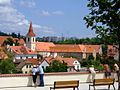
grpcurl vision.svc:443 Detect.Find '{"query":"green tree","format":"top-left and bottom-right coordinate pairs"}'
top-left (84, 0), bottom-right (120, 89)
top-left (0, 59), bottom-right (16, 74)
top-left (45, 60), bottom-right (68, 72)
top-left (4, 38), bottom-right (14, 46)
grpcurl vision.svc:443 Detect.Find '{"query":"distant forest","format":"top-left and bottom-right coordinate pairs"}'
top-left (0, 31), bottom-right (114, 45)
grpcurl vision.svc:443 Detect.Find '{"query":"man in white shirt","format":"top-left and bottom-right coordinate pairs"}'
top-left (89, 65), bottom-right (96, 82)
top-left (38, 63), bottom-right (44, 87)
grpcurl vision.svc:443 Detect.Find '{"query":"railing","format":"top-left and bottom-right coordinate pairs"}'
top-left (0, 72), bottom-right (117, 88)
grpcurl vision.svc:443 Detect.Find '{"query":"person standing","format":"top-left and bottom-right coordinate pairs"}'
top-left (103, 64), bottom-right (111, 78)
top-left (38, 63), bottom-right (44, 87)
top-left (89, 65), bottom-right (96, 82)
top-left (32, 65), bottom-right (38, 87)
top-left (114, 63), bottom-right (119, 81)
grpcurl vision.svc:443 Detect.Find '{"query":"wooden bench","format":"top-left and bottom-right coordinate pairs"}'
top-left (89, 78), bottom-right (115, 90)
top-left (50, 80), bottom-right (79, 90)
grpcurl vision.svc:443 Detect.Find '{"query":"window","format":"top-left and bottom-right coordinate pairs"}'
top-left (20, 57), bottom-right (22, 59)
top-left (26, 65), bottom-right (28, 68)
top-left (29, 65), bottom-right (31, 68)
top-left (33, 38), bottom-right (34, 42)
top-left (28, 38), bottom-right (30, 42)
top-left (77, 66), bottom-right (79, 69)
top-left (75, 61), bottom-right (77, 64)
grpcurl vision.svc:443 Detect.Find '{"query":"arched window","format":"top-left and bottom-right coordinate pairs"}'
top-left (33, 38), bottom-right (34, 42)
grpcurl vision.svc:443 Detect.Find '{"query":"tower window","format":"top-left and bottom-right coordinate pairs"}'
top-left (33, 38), bottom-right (34, 42)
top-left (28, 38), bottom-right (30, 42)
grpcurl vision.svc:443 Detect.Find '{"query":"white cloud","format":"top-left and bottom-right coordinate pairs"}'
top-left (52, 11), bottom-right (64, 15)
top-left (20, 0), bottom-right (36, 8)
top-left (41, 10), bottom-right (50, 16)
top-left (0, 0), bottom-right (11, 6)
top-left (0, 0), bottom-right (56, 36)
top-left (40, 10), bottom-right (64, 16)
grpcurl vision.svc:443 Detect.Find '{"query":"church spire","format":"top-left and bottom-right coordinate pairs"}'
top-left (26, 22), bottom-right (36, 36)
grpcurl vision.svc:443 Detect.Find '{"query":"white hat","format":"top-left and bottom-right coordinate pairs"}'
top-left (33, 65), bottom-right (37, 67)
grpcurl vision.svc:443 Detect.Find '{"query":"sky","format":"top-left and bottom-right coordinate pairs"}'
top-left (0, 0), bottom-right (96, 38)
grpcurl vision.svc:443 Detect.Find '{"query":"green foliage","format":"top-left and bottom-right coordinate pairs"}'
top-left (101, 44), bottom-right (108, 55)
top-left (88, 54), bottom-right (94, 60)
top-left (55, 37), bottom-right (104, 45)
top-left (80, 54), bottom-right (103, 71)
top-left (0, 59), bottom-right (16, 74)
top-left (3, 38), bottom-right (19, 46)
top-left (84, 1), bottom-right (120, 87)
top-left (4, 38), bottom-right (14, 46)
top-left (0, 49), bottom-right (16, 74)
top-left (84, 0), bottom-right (120, 44)
top-left (45, 60), bottom-right (68, 72)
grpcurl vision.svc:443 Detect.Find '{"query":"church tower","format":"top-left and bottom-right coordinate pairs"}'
top-left (26, 22), bottom-right (36, 51)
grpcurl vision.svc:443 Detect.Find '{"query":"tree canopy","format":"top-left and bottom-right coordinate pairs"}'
top-left (45, 60), bottom-right (68, 72)
top-left (84, 0), bottom-right (120, 44)
top-left (84, 0), bottom-right (120, 89)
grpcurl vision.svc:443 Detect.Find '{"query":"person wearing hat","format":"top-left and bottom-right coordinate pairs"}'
top-left (32, 65), bottom-right (38, 87)
top-left (38, 62), bottom-right (44, 87)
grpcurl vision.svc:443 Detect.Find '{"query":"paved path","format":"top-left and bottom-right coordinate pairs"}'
top-left (0, 82), bottom-right (118, 90)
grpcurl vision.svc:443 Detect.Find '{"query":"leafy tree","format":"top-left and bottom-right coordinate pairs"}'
top-left (3, 38), bottom-right (14, 46)
top-left (14, 40), bottom-right (19, 46)
top-left (11, 32), bottom-right (17, 38)
top-left (0, 49), bottom-right (16, 74)
top-left (84, 0), bottom-right (120, 89)
top-left (0, 59), bottom-right (16, 74)
top-left (45, 60), bottom-right (68, 72)
top-left (88, 54), bottom-right (94, 60)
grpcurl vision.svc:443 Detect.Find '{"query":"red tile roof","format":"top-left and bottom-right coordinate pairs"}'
top-left (0, 36), bottom-right (12, 45)
top-left (44, 57), bottom-right (77, 66)
top-left (0, 36), bottom-right (25, 46)
top-left (16, 58), bottom-right (39, 70)
top-left (81, 45), bottom-right (100, 53)
top-left (25, 58), bottom-right (39, 65)
top-left (50, 44), bottom-right (82, 52)
top-left (36, 42), bottom-right (55, 52)
top-left (9, 46), bottom-right (37, 54)
top-left (13, 38), bottom-right (25, 45)
top-left (0, 46), bottom-right (8, 59)
top-left (26, 22), bottom-right (36, 37)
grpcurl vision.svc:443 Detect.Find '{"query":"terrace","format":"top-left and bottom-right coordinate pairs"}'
top-left (0, 72), bottom-right (118, 90)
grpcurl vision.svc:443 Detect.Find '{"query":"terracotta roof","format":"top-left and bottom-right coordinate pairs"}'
top-left (44, 57), bottom-right (77, 66)
top-left (9, 46), bottom-right (37, 54)
top-left (0, 36), bottom-right (25, 46)
top-left (25, 58), bottom-right (39, 65)
top-left (35, 42), bottom-right (101, 53)
top-left (0, 46), bottom-right (8, 59)
top-left (82, 45), bottom-right (100, 53)
top-left (36, 42), bottom-right (55, 52)
top-left (0, 36), bottom-right (12, 45)
top-left (13, 38), bottom-right (25, 45)
top-left (26, 22), bottom-right (36, 37)
top-left (16, 60), bottom-right (31, 70)
top-left (50, 44), bottom-right (82, 52)
top-left (16, 59), bottom-right (39, 70)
